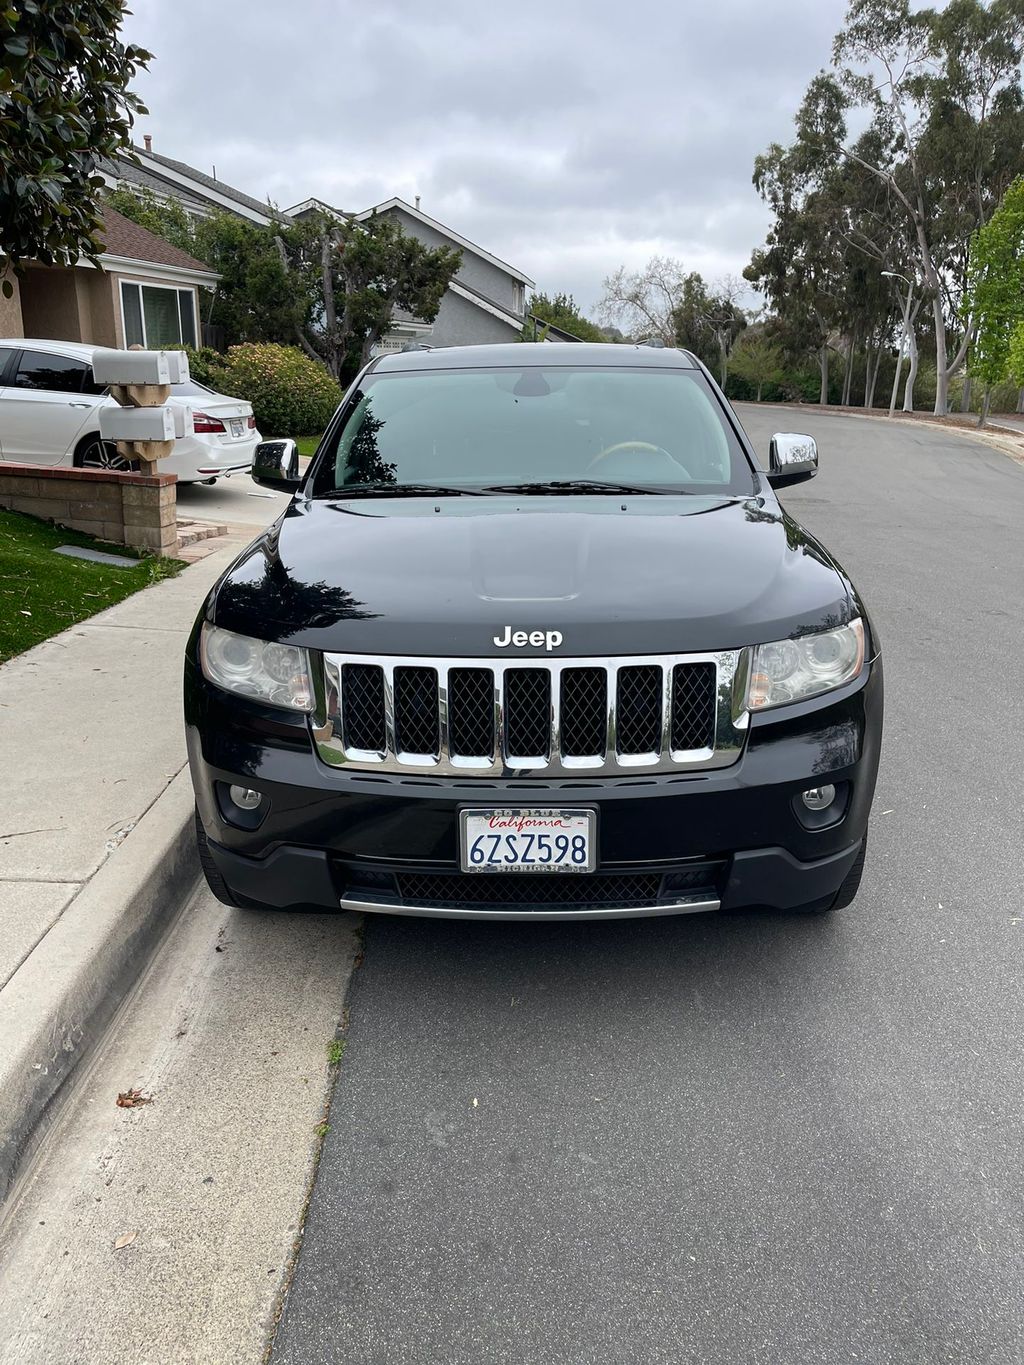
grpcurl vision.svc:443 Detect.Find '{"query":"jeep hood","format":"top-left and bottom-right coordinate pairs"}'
top-left (209, 494), bottom-right (855, 656)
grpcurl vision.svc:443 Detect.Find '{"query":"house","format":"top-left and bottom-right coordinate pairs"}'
top-left (287, 195), bottom-right (536, 351)
top-left (0, 206), bottom-right (218, 350)
top-left (98, 142), bottom-right (577, 349)
top-left (100, 136), bottom-right (284, 227)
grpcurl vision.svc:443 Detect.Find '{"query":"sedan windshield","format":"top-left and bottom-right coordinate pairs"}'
top-left (311, 366), bottom-right (756, 497)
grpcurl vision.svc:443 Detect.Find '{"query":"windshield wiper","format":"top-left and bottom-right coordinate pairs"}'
top-left (327, 482), bottom-right (488, 498)
top-left (483, 479), bottom-right (692, 496)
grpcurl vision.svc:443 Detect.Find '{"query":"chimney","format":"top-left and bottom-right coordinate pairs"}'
top-left (143, 134), bottom-right (152, 152)
top-left (415, 194), bottom-right (421, 210)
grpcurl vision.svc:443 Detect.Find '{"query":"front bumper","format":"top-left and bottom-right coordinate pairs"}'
top-left (186, 652), bottom-right (883, 919)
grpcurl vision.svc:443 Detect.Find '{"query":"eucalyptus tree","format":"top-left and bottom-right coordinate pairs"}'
top-left (746, 112), bottom-right (848, 404)
top-left (800, 0), bottom-right (1024, 413)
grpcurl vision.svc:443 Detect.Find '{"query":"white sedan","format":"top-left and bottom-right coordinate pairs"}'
top-left (0, 338), bottom-right (262, 484)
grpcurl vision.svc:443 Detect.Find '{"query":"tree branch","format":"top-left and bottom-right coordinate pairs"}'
top-left (274, 234), bottom-right (322, 365)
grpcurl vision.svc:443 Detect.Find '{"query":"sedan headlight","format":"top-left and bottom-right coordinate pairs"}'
top-left (200, 623), bottom-right (314, 712)
top-left (748, 619), bottom-right (864, 710)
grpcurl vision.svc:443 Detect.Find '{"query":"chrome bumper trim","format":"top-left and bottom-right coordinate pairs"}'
top-left (339, 892), bottom-right (721, 921)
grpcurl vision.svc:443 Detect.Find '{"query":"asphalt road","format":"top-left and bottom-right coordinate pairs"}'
top-left (268, 408), bottom-right (1024, 1365)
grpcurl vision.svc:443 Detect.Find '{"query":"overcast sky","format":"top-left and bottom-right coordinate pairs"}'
top-left (122, 0), bottom-right (850, 315)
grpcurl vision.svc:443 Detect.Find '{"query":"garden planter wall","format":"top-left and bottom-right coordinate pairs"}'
top-left (0, 464), bottom-right (178, 557)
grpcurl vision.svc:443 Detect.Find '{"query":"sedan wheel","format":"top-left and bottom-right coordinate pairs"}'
top-left (76, 436), bottom-right (138, 473)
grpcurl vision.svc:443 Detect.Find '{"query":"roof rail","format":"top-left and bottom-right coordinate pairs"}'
top-left (635, 337), bottom-right (667, 348)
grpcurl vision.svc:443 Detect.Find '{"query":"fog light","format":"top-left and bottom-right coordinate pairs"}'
top-left (229, 785), bottom-right (262, 811)
top-left (801, 785), bottom-right (836, 811)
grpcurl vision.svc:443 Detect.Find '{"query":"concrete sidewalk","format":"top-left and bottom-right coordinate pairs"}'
top-left (0, 529), bottom-right (254, 1197)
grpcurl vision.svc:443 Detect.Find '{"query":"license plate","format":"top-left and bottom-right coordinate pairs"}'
top-left (460, 808), bottom-right (596, 873)
top-left (229, 419), bottom-right (244, 438)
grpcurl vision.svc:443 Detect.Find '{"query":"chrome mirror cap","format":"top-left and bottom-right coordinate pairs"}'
top-left (252, 438), bottom-right (300, 490)
top-left (767, 432), bottom-right (818, 487)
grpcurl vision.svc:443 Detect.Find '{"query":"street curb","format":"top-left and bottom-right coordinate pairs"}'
top-left (0, 769), bottom-right (197, 1205)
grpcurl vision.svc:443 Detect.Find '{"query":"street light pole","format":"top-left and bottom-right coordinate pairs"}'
top-left (883, 270), bottom-right (913, 418)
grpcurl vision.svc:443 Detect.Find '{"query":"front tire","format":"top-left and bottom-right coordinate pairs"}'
top-left (74, 434), bottom-right (138, 473)
top-left (792, 836), bottom-right (868, 915)
top-left (195, 808), bottom-right (266, 912)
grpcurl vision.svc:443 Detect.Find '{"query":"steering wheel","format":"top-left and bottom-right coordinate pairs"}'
top-left (586, 440), bottom-right (691, 479)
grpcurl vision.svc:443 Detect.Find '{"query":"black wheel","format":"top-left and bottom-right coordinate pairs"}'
top-left (194, 808), bottom-right (266, 911)
top-left (792, 836), bottom-right (868, 915)
top-left (74, 434), bottom-right (139, 473)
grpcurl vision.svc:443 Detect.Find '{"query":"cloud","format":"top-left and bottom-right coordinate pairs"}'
top-left (123, 0), bottom-right (847, 314)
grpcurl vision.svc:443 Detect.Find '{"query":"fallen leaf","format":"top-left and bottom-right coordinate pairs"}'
top-left (113, 1231), bottom-right (137, 1250)
top-left (116, 1088), bottom-right (152, 1108)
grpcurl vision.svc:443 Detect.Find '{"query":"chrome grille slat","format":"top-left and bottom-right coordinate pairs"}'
top-left (616, 664), bottom-right (663, 758)
top-left (317, 650), bottom-right (749, 777)
top-left (559, 667), bottom-right (607, 759)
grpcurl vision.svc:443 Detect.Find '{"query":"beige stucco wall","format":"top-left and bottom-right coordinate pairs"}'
top-left (19, 267), bottom-right (82, 341)
top-left (79, 270), bottom-right (118, 347)
top-left (5, 265), bottom-right (203, 349)
top-left (0, 268), bottom-right (24, 337)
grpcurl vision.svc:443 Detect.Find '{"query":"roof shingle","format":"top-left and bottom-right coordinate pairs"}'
top-left (97, 206), bottom-right (215, 275)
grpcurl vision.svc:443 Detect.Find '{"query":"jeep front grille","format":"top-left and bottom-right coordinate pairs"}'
top-left (315, 650), bottom-right (749, 777)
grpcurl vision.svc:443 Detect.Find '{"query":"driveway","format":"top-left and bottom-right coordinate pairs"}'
top-left (271, 406), bottom-right (1024, 1364)
top-left (176, 472), bottom-right (292, 528)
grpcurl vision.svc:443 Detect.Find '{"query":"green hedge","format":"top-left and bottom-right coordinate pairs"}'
top-left (184, 343), bottom-right (341, 438)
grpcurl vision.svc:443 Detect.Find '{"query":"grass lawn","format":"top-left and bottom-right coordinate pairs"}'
top-left (296, 436), bottom-right (322, 459)
top-left (0, 510), bottom-right (186, 663)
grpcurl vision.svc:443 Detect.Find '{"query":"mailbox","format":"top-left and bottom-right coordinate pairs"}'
top-left (92, 349), bottom-right (190, 386)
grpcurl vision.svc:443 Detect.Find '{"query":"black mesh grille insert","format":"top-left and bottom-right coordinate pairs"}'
top-left (616, 665), bottom-right (664, 754)
top-left (397, 872), bottom-right (663, 907)
top-left (504, 669), bottom-right (551, 758)
top-left (340, 663), bottom-right (386, 752)
top-left (448, 668), bottom-right (495, 757)
top-left (671, 662), bottom-right (717, 751)
top-left (394, 666), bottom-right (440, 755)
top-left (559, 667), bottom-right (607, 757)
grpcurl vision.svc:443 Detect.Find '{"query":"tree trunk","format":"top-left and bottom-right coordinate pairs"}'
top-left (756, 382), bottom-right (763, 402)
top-left (819, 345), bottom-right (829, 405)
top-left (1017, 387), bottom-right (1024, 414)
top-left (864, 347), bottom-right (880, 409)
top-left (960, 375), bottom-right (973, 413)
top-left (979, 386), bottom-right (991, 427)
top-left (841, 339), bottom-right (854, 407)
top-left (932, 291), bottom-right (949, 414)
top-left (902, 328), bottom-right (919, 412)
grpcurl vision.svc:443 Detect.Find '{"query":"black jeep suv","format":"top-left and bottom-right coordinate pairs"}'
top-left (185, 343), bottom-right (882, 920)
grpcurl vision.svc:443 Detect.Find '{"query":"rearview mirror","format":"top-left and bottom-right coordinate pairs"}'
top-left (767, 432), bottom-right (818, 488)
top-left (252, 439), bottom-right (301, 492)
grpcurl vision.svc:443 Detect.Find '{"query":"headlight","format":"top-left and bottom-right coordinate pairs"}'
top-left (748, 619), bottom-right (864, 710)
top-left (200, 623), bottom-right (314, 712)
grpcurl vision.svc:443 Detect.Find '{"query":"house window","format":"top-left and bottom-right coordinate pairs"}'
top-left (120, 282), bottom-right (198, 349)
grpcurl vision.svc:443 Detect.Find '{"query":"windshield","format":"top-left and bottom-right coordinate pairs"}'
top-left (311, 365), bottom-right (755, 497)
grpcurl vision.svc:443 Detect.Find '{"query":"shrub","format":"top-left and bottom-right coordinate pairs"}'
top-left (182, 345), bottom-right (226, 388)
top-left (190, 343), bottom-right (341, 438)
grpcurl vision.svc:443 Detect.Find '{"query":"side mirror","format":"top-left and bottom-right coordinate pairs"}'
top-left (252, 438), bottom-right (301, 492)
top-left (766, 432), bottom-right (818, 488)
